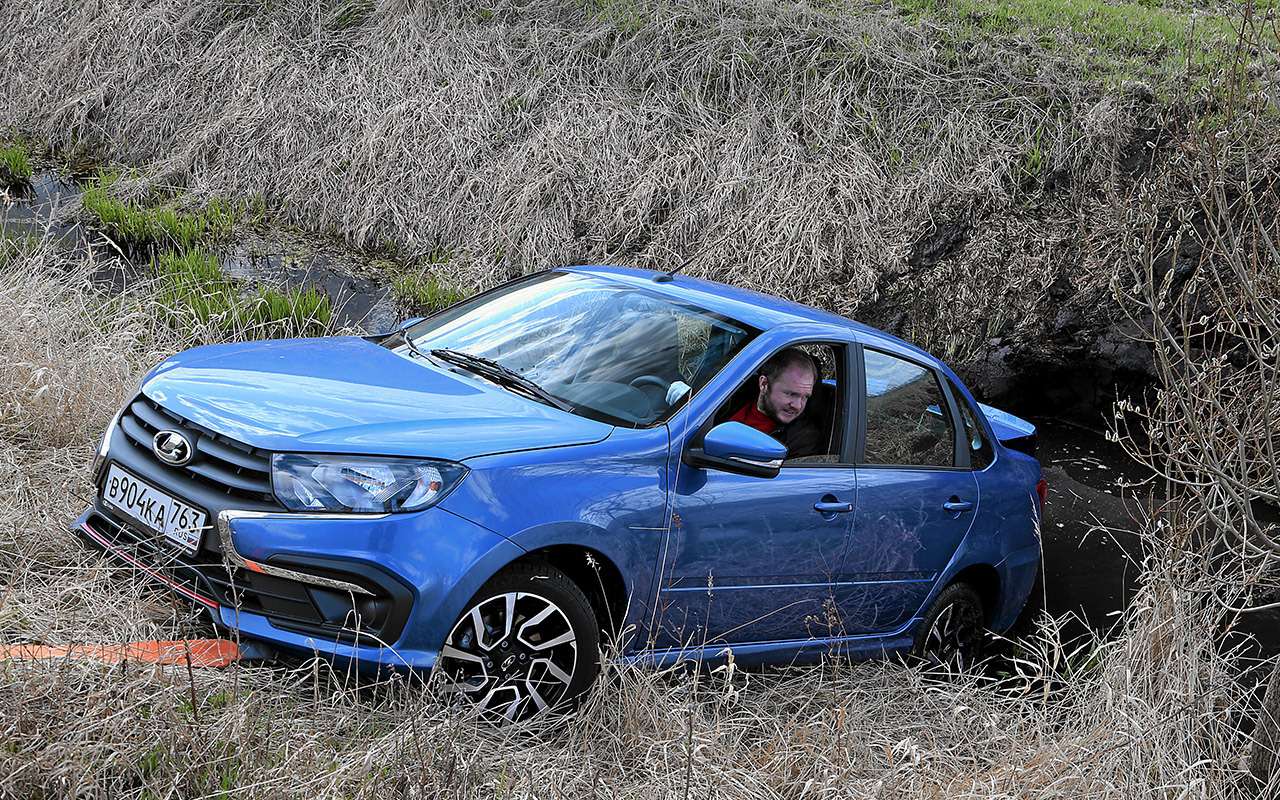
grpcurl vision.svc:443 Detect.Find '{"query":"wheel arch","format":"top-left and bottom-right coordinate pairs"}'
top-left (491, 545), bottom-right (630, 639)
top-left (948, 563), bottom-right (1001, 626)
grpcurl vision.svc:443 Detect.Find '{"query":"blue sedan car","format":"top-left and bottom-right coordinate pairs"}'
top-left (75, 266), bottom-right (1045, 720)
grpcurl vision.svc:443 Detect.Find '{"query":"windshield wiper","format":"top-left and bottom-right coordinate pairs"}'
top-left (400, 331), bottom-right (429, 361)
top-left (430, 349), bottom-right (575, 413)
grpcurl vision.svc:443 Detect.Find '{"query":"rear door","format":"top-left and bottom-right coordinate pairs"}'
top-left (844, 346), bottom-right (979, 634)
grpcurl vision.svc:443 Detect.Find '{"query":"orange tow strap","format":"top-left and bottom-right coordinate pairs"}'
top-left (0, 639), bottom-right (241, 668)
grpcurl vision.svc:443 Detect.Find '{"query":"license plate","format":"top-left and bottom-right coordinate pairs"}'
top-left (101, 464), bottom-right (207, 556)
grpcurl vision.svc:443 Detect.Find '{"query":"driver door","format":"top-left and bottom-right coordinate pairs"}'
top-left (652, 341), bottom-right (858, 650)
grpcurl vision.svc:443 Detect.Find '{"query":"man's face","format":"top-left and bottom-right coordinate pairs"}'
top-left (757, 365), bottom-right (814, 425)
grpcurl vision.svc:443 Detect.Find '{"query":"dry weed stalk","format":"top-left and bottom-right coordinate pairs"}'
top-left (0, 238), bottom-right (1257, 798)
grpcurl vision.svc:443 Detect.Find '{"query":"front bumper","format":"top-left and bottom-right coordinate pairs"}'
top-left (78, 422), bottom-right (525, 670)
top-left (75, 504), bottom-right (437, 668)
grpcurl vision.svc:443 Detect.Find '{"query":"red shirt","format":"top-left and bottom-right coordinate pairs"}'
top-left (728, 402), bottom-right (780, 438)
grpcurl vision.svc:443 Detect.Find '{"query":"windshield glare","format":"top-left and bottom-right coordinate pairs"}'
top-left (406, 272), bottom-right (755, 426)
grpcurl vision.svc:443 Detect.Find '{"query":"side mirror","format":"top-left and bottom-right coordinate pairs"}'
top-left (684, 421), bottom-right (786, 479)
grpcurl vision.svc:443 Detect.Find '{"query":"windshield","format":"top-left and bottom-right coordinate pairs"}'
top-left (405, 272), bottom-right (756, 426)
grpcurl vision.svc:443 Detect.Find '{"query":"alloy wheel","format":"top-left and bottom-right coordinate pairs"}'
top-left (437, 591), bottom-right (579, 722)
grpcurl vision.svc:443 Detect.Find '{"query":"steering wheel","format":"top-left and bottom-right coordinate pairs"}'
top-left (629, 375), bottom-right (669, 391)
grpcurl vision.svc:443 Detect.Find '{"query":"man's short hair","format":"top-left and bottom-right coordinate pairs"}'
top-left (759, 347), bottom-right (818, 384)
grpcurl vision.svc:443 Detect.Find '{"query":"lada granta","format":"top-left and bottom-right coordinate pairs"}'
top-left (75, 266), bottom-right (1046, 721)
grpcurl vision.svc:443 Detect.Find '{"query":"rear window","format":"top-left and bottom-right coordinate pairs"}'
top-left (948, 378), bottom-right (993, 470)
top-left (862, 349), bottom-right (956, 468)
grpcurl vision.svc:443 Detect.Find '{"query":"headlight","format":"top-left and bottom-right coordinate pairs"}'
top-left (271, 454), bottom-right (468, 513)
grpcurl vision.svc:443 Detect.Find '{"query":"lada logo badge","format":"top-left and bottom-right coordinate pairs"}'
top-left (152, 430), bottom-right (194, 466)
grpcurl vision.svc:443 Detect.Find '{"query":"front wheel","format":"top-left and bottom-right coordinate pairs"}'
top-left (435, 563), bottom-right (600, 723)
top-left (912, 582), bottom-right (987, 671)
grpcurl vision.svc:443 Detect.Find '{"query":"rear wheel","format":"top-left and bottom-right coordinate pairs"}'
top-left (912, 582), bottom-right (987, 671)
top-left (435, 563), bottom-right (599, 722)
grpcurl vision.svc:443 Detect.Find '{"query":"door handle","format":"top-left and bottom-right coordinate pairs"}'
top-left (813, 501), bottom-right (854, 514)
top-left (942, 498), bottom-right (974, 514)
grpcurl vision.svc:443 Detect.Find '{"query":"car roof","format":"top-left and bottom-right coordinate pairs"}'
top-left (561, 264), bottom-right (941, 366)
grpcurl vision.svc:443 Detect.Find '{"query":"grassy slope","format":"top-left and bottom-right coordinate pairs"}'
top-left (893, 0), bottom-right (1245, 84)
top-left (2, 0), bottom-right (1270, 368)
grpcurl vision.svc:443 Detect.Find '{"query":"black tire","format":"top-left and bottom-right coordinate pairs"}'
top-left (435, 562), bottom-right (600, 722)
top-left (912, 582), bottom-right (987, 671)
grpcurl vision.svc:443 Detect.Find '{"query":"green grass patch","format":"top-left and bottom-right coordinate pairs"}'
top-left (0, 233), bottom-right (40, 268)
top-left (82, 172), bottom-right (247, 252)
top-left (892, 0), bottom-right (1252, 87)
top-left (392, 270), bottom-right (466, 314)
top-left (247, 284), bottom-right (332, 332)
top-left (326, 0), bottom-right (374, 30)
top-left (156, 250), bottom-right (332, 337)
top-left (576, 0), bottom-right (647, 34)
top-left (0, 141), bottom-right (33, 188)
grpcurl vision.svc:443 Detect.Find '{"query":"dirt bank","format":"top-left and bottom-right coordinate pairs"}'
top-left (4, 0), bottom-right (1273, 398)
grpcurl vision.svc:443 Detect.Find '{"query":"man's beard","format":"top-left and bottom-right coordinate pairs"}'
top-left (759, 389), bottom-right (791, 425)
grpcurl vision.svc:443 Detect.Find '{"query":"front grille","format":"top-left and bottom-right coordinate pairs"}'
top-left (118, 396), bottom-right (276, 504)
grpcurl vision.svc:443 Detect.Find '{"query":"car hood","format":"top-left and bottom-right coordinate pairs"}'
top-left (140, 337), bottom-right (613, 460)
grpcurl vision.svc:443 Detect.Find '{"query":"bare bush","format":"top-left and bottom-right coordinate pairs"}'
top-left (1104, 30), bottom-right (1280, 787)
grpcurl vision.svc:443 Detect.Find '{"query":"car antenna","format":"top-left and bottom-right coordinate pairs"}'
top-left (651, 263), bottom-right (685, 283)
top-left (651, 217), bottom-right (752, 284)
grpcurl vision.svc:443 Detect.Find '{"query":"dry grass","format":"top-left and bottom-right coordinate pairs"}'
top-left (1, 1), bottom-right (1278, 795)
top-left (0, 238), bottom-right (1265, 798)
top-left (3, 0), bottom-right (1266, 364)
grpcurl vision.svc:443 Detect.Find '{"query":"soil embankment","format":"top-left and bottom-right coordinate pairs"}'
top-left (2, 0), bottom-right (1265, 386)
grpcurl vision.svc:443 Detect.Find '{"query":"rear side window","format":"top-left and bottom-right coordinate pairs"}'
top-left (862, 349), bottom-right (956, 468)
top-left (948, 378), bottom-right (993, 470)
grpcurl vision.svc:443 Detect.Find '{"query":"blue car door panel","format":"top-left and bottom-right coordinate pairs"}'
top-left (654, 333), bottom-right (860, 650)
top-left (845, 468), bottom-right (978, 632)
top-left (843, 346), bottom-right (980, 633)
top-left (656, 466), bottom-right (856, 648)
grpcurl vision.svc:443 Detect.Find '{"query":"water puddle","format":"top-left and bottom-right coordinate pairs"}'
top-left (219, 241), bottom-right (400, 332)
top-left (1032, 416), bottom-right (1152, 496)
top-left (0, 170), bottom-right (401, 332)
top-left (1, 170), bottom-right (88, 250)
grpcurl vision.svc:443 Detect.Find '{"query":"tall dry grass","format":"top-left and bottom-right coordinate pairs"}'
top-left (2, 1), bottom-right (1278, 795)
top-left (0, 238), bottom-right (1263, 798)
top-left (1, 0), bottom-right (1242, 363)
